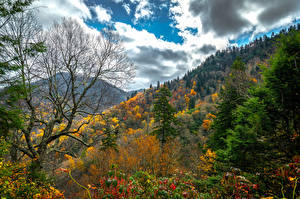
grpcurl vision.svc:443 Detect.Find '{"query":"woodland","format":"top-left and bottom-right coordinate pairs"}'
top-left (0, 1), bottom-right (299, 199)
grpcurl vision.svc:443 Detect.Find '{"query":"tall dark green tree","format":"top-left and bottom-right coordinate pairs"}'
top-left (262, 30), bottom-right (300, 159)
top-left (209, 58), bottom-right (251, 151)
top-left (224, 91), bottom-right (274, 171)
top-left (152, 86), bottom-right (177, 145)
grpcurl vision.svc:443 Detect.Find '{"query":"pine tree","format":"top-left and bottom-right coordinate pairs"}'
top-left (217, 31), bottom-right (300, 171)
top-left (152, 86), bottom-right (177, 145)
top-left (262, 31), bottom-right (300, 159)
top-left (209, 58), bottom-right (251, 150)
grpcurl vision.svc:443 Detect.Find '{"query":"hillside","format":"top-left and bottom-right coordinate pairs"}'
top-left (52, 25), bottom-right (299, 198)
top-left (164, 26), bottom-right (296, 100)
top-left (1, 5), bottom-right (299, 198)
top-left (33, 72), bottom-right (129, 112)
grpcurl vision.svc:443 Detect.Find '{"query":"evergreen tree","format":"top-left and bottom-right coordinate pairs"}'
top-left (216, 31), bottom-right (300, 171)
top-left (152, 86), bottom-right (177, 144)
top-left (209, 58), bottom-right (251, 151)
top-left (224, 91), bottom-right (274, 171)
top-left (157, 80), bottom-right (160, 89)
top-left (262, 31), bottom-right (300, 159)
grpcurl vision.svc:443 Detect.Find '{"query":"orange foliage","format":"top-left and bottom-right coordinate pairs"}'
top-left (211, 93), bottom-right (218, 102)
top-left (190, 89), bottom-right (197, 96)
top-left (74, 132), bottom-right (181, 188)
top-left (202, 119), bottom-right (212, 130)
top-left (202, 113), bottom-right (216, 130)
top-left (206, 113), bottom-right (216, 119)
top-left (252, 78), bottom-right (258, 83)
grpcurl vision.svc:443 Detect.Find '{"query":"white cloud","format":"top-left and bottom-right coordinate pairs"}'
top-left (133, 0), bottom-right (154, 23)
top-left (33, 0), bottom-right (104, 39)
top-left (112, 0), bottom-right (123, 3)
top-left (114, 21), bottom-right (226, 90)
top-left (129, 0), bottom-right (139, 4)
top-left (94, 5), bottom-right (112, 23)
top-left (123, 3), bottom-right (131, 15)
top-left (33, 0), bottom-right (91, 28)
top-left (169, 0), bottom-right (201, 32)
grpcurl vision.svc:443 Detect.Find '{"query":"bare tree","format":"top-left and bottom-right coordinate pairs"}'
top-left (9, 17), bottom-right (134, 171)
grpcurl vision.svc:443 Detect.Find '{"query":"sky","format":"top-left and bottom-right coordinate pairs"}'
top-left (33, 0), bottom-right (300, 90)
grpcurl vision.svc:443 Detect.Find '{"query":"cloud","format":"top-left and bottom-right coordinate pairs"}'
top-left (132, 46), bottom-right (188, 80)
top-left (133, 0), bottom-right (154, 23)
top-left (257, 0), bottom-right (300, 25)
top-left (196, 44), bottom-right (216, 54)
top-left (33, 0), bottom-right (92, 27)
top-left (112, 0), bottom-right (123, 3)
top-left (189, 0), bottom-right (250, 36)
top-left (114, 22), bottom-right (193, 89)
top-left (123, 3), bottom-right (131, 15)
top-left (136, 46), bottom-right (188, 63)
top-left (186, 0), bottom-right (300, 37)
top-left (94, 5), bottom-right (112, 23)
top-left (169, 0), bottom-right (202, 32)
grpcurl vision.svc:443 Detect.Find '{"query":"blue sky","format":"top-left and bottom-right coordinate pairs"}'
top-left (34, 0), bottom-right (300, 90)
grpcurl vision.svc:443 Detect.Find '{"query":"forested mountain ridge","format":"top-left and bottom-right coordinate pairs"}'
top-left (164, 25), bottom-right (300, 101)
top-left (33, 72), bottom-right (130, 112)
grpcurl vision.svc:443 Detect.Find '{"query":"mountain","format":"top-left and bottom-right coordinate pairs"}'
top-left (32, 72), bottom-right (130, 112)
top-left (158, 25), bottom-right (299, 101)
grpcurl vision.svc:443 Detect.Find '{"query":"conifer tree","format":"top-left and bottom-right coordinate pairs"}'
top-left (214, 31), bottom-right (300, 171)
top-left (209, 58), bottom-right (251, 151)
top-left (152, 86), bottom-right (177, 144)
top-left (263, 31), bottom-right (300, 159)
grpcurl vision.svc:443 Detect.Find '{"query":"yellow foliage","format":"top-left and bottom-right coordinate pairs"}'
top-left (127, 95), bottom-right (138, 104)
top-left (184, 94), bottom-right (190, 109)
top-left (175, 110), bottom-right (186, 118)
top-left (21, 134), bottom-right (25, 141)
top-left (0, 160), bottom-right (65, 198)
top-left (202, 113), bottom-right (216, 130)
top-left (126, 128), bottom-right (140, 135)
top-left (149, 118), bottom-right (155, 127)
top-left (64, 154), bottom-right (72, 160)
top-left (86, 146), bottom-right (95, 154)
top-left (111, 117), bottom-right (119, 124)
top-left (197, 148), bottom-right (216, 178)
top-left (193, 80), bottom-right (196, 88)
top-left (211, 93), bottom-right (218, 102)
top-left (99, 120), bottom-right (106, 125)
top-left (133, 105), bottom-right (140, 113)
top-left (58, 123), bottom-right (67, 131)
top-left (136, 112), bottom-right (142, 118)
top-left (59, 136), bottom-right (67, 142)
